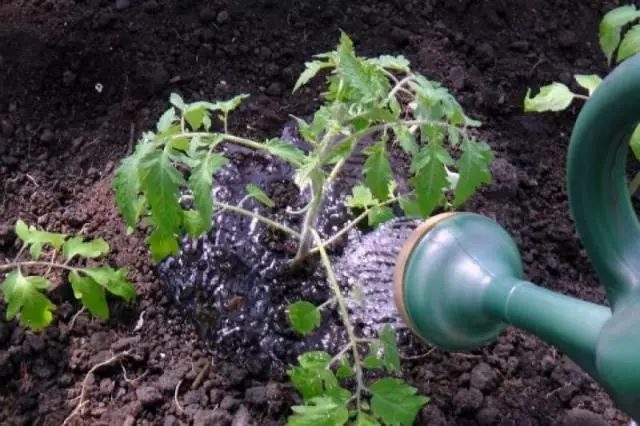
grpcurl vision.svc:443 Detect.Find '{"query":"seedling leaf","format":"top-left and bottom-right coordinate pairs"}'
top-left (294, 60), bottom-right (331, 92)
top-left (288, 301), bottom-right (321, 335)
top-left (617, 23), bottom-right (640, 63)
top-left (345, 185), bottom-right (377, 209)
top-left (63, 237), bottom-right (110, 261)
top-left (189, 153), bottom-right (229, 232)
top-left (455, 139), bottom-right (493, 206)
top-left (369, 378), bottom-right (430, 426)
top-left (363, 140), bottom-right (393, 201)
top-left (287, 396), bottom-right (349, 426)
top-left (15, 220), bottom-right (67, 259)
top-left (246, 183), bottom-right (275, 208)
top-left (69, 270), bottom-right (109, 319)
top-left (1, 270), bottom-right (55, 331)
top-left (523, 83), bottom-right (574, 112)
top-left (574, 74), bottom-right (602, 96)
top-left (599, 5), bottom-right (640, 64)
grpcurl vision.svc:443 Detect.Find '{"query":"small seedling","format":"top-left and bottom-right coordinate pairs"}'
top-left (523, 4), bottom-right (640, 193)
top-left (0, 220), bottom-right (135, 331)
top-left (113, 32), bottom-right (493, 425)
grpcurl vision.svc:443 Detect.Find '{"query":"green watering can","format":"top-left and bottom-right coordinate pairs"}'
top-left (393, 53), bottom-right (640, 423)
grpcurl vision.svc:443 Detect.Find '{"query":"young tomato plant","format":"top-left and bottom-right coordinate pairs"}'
top-left (113, 32), bottom-right (493, 425)
top-left (523, 4), bottom-right (640, 192)
top-left (0, 220), bottom-right (135, 331)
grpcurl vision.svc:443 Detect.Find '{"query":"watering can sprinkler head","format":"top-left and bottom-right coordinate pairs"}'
top-left (393, 52), bottom-right (640, 423)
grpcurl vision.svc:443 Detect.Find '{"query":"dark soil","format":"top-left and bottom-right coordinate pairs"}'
top-left (0, 0), bottom-right (632, 425)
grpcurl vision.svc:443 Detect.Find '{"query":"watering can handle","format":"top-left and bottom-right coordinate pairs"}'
top-left (567, 52), bottom-right (640, 310)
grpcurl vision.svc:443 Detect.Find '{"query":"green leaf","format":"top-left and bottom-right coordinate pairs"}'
top-left (169, 93), bottom-right (186, 110)
top-left (83, 266), bottom-right (136, 302)
top-left (336, 32), bottom-right (382, 103)
top-left (345, 185), bottom-right (377, 209)
top-left (380, 324), bottom-right (401, 372)
top-left (630, 124), bottom-right (640, 161)
top-left (600, 5), bottom-right (640, 64)
top-left (574, 74), bottom-right (602, 96)
top-left (398, 197), bottom-right (422, 218)
top-left (15, 220), bottom-right (67, 259)
top-left (157, 107), bottom-right (176, 132)
top-left (146, 227), bottom-right (180, 262)
top-left (336, 359), bottom-right (355, 378)
top-left (369, 378), bottom-right (430, 426)
top-left (264, 138), bottom-right (307, 166)
top-left (184, 105), bottom-right (207, 130)
top-left (523, 83), bottom-right (575, 112)
top-left (323, 138), bottom-right (355, 165)
top-left (368, 54), bottom-right (411, 72)
top-left (368, 205), bottom-right (394, 227)
top-left (455, 139), bottom-right (493, 206)
top-left (294, 60), bottom-right (332, 92)
top-left (287, 397), bottom-right (349, 426)
top-left (355, 413), bottom-right (381, 426)
top-left (363, 343), bottom-right (385, 369)
top-left (1, 271), bottom-right (55, 331)
top-left (287, 301), bottom-right (321, 336)
top-left (617, 23), bottom-right (640, 62)
top-left (63, 237), bottom-right (110, 261)
top-left (394, 125), bottom-right (418, 154)
top-left (183, 210), bottom-right (209, 238)
top-left (288, 352), bottom-right (338, 401)
top-left (363, 139), bottom-right (393, 201)
top-left (410, 145), bottom-right (448, 217)
top-left (139, 148), bottom-right (185, 239)
top-left (246, 183), bottom-right (275, 208)
top-left (207, 94), bottom-right (250, 113)
top-left (113, 142), bottom-right (155, 228)
top-left (189, 153), bottom-right (228, 233)
top-left (69, 270), bottom-right (109, 320)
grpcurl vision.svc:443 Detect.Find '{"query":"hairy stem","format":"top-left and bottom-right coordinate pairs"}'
top-left (0, 261), bottom-right (76, 273)
top-left (293, 179), bottom-right (324, 262)
top-left (312, 229), bottom-right (364, 413)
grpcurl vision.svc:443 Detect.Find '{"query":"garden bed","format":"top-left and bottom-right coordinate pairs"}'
top-left (0, 0), bottom-right (631, 424)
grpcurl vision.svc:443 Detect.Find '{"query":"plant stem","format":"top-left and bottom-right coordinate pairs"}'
top-left (311, 229), bottom-right (364, 414)
top-left (0, 261), bottom-right (76, 273)
top-left (214, 202), bottom-right (301, 238)
top-left (308, 196), bottom-right (399, 256)
top-left (293, 180), bottom-right (324, 262)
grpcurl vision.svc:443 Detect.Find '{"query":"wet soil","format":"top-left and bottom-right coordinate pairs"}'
top-left (0, 0), bottom-right (632, 425)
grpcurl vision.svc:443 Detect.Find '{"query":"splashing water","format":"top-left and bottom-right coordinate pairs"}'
top-left (157, 121), bottom-right (422, 376)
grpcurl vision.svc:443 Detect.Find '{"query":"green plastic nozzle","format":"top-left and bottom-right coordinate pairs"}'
top-left (394, 52), bottom-right (640, 422)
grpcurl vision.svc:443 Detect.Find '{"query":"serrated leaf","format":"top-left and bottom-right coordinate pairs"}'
top-left (455, 139), bottom-right (493, 205)
top-left (139, 149), bottom-right (185, 239)
top-left (574, 74), bottom-right (602, 96)
top-left (287, 301), bottom-right (321, 335)
top-left (523, 83), bottom-right (575, 112)
top-left (287, 396), bottom-right (349, 426)
top-left (69, 270), bottom-right (109, 319)
top-left (1, 271), bottom-right (55, 331)
top-left (345, 185), bottom-right (377, 209)
top-left (146, 227), bottom-right (180, 262)
top-left (380, 324), bottom-right (401, 372)
top-left (83, 266), bottom-right (136, 302)
top-left (398, 197), bottom-right (422, 218)
top-left (264, 138), bottom-right (307, 166)
top-left (15, 220), bottom-right (67, 260)
top-left (368, 205), bottom-right (394, 227)
top-left (246, 183), bottom-right (275, 208)
top-left (337, 32), bottom-right (382, 103)
top-left (600, 5), bottom-right (640, 64)
top-left (355, 413), bottom-right (381, 426)
top-left (63, 237), bottom-right (109, 261)
top-left (363, 139), bottom-right (393, 201)
top-left (294, 60), bottom-right (332, 92)
top-left (207, 94), bottom-right (250, 113)
top-left (288, 352), bottom-right (338, 401)
top-left (617, 23), bottom-right (640, 62)
top-left (369, 378), bottom-right (430, 426)
top-left (394, 125), bottom-right (418, 154)
top-left (157, 107), bottom-right (176, 132)
top-left (368, 54), bottom-right (411, 72)
top-left (189, 153), bottom-right (228, 234)
top-left (113, 142), bottom-right (155, 228)
top-left (410, 145), bottom-right (448, 217)
top-left (183, 210), bottom-right (209, 238)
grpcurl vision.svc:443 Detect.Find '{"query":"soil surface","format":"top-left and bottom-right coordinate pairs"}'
top-left (0, 0), bottom-right (632, 425)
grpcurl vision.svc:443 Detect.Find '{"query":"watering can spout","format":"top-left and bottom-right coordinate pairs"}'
top-left (393, 52), bottom-right (640, 422)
